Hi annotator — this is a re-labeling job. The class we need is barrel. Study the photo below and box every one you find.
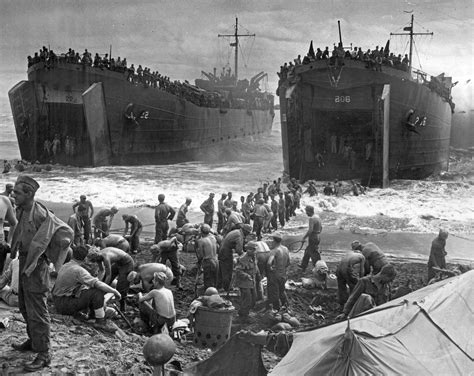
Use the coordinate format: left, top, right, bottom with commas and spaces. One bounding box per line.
193, 306, 235, 349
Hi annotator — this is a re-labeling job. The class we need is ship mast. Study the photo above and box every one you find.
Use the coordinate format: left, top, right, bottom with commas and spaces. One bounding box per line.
390, 14, 433, 73
218, 17, 255, 84
338, 20, 343, 47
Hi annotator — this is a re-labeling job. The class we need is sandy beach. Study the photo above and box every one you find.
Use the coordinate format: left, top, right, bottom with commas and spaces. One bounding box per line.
0, 193, 471, 374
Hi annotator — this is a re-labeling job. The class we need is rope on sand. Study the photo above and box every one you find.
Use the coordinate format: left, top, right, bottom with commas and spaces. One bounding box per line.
450, 233, 474, 242
108, 222, 156, 233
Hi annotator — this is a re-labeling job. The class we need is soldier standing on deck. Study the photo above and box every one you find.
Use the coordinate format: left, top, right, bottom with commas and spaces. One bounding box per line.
200, 193, 215, 227
154, 194, 175, 243
10, 175, 73, 372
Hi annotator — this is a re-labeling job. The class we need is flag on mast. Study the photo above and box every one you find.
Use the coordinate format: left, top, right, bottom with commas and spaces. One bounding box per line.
308, 40, 315, 58
384, 39, 390, 57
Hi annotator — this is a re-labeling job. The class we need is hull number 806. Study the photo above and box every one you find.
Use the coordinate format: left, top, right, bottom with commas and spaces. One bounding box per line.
335, 96, 351, 103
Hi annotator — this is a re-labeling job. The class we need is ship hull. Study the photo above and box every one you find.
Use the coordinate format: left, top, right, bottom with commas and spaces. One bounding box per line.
279, 60, 452, 185
9, 62, 274, 166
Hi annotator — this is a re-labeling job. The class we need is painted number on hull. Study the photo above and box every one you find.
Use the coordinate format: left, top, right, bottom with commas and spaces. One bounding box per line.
65, 94, 75, 103
335, 96, 351, 103
414, 116, 427, 127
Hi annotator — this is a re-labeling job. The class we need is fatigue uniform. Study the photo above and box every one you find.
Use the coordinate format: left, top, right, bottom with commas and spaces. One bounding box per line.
155, 240, 181, 287
0, 258, 19, 307
267, 245, 290, 310
67, 213, 84, 246
301, 215, 322, 271
73, 201, 92, 243
217, 199, 226, 233
218, 229, 244, 292
235, 252, 259, 318
52, 260, 103, 315
223, 212, 244, 235
427, 236, 447, 281
176, 204, 189, 228
360, 243, 388, 275
14, 204, 51, 354
254, 241, 271, 301
270, 199, 279, 230
285, 193, 294, 219
93, 209, 114, 238
196, 235, 219, 289
200, 198, 214, 227
124, 215, 142, 251
241, 201, 252, 225
253, 204, 269, 241
154, 203, 175, 243
336, 252, 365, 306
343, 276, 390, 317
278, 197, 286, 227
106, 251, 134, 309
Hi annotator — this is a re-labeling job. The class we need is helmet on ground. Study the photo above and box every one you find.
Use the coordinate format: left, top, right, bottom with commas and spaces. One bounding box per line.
204, 287, 219, 296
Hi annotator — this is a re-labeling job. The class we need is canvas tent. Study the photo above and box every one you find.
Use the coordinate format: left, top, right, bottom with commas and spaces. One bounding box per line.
184, 271, 473, 375
271, 270, 473, 375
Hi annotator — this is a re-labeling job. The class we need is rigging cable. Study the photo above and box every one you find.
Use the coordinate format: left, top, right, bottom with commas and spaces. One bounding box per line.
238, 36, 255, 70
413, 39, 423, 72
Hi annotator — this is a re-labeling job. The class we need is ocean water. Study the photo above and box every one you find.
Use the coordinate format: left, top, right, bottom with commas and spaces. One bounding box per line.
1, 97, 473, 234
0, 99, 20, 160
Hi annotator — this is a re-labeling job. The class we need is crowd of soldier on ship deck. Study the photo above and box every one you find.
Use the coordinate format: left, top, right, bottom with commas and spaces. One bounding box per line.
278, 42, 411, 81
277, 41, 454, 107
27, 46, 272, 111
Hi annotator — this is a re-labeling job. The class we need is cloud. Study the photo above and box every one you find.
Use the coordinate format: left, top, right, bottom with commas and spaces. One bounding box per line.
0, 0, 472, 101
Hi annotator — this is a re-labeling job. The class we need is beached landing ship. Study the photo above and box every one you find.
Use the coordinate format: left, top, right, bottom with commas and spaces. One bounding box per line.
278, 16, 454, 186
9, 18, 274, 167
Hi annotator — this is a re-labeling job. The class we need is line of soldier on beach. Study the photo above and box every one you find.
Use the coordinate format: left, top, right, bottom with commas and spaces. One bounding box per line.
0, 175, 465, 371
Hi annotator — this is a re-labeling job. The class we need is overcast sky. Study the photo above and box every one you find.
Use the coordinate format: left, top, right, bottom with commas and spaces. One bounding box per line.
0, 0, 472, 109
